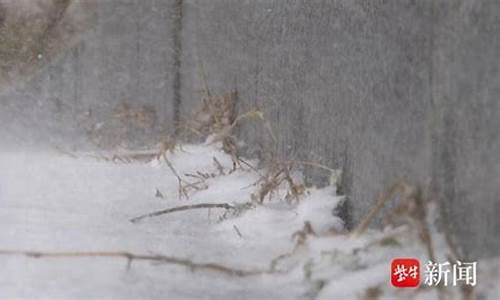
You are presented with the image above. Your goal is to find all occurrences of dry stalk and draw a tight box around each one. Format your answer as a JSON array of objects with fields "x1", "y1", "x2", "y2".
[
  {"x1": 53, "y1": 146, "x2": 79, "y2": 158},
  {"x1": 233, "y1": 225, "x2": 243, "y2": 239},
  {"x1": 163, "y1": 155, "x2": 190, "y2": 199},
  {"x1": 269, "y1": 252, "x2": 295, "y2": 273},
  {"x1": 280, "y1": 160, "x2": 337, "y2": 173},
  {"x1": 441, "y1": 227, "x2": 476, "y2": 300},
  {"x1": 237, "y1": 158, "x2": 262, "y2": 175},
  {"x1": 291, "y1": 221, "x2": 317, "y2": 247},
  {"x1": 181, "y1": 89, "x2": 271, "y2": 173},
  {"x1": 251, "y1": 167, "x2": 285, "y2": 203},
  {"x1": 251, "y1": 161, "x2": 305, "y2": 204},
  {"x1": 350, "y1": 181, "x2": 458, "y2": 300},
  {"x1": 130, "y1": 203, "x2": 235, "y2": 223},
  {"x1": 84, "y1": 150, "x2": 159, "y2": 164},
  {"x1": 283, "y1": 166, "x2": 306, "y2": 203},
  {"x1": 155, "y1": 188, "x2": 164, "y2": 199},
  {"x1": 159, "y1": 151, "x2": 208, "y2": 199},
  {"x1": 351, "y1": 181, "x2": 449, "y2": 298},
  {"x1": 269, "y1": 223, "x2": 316, "y2": 273},
  {"x1": 351, "y1": 180, "x2": 412, "y2": 238},
  {"x1": 190, "y1": 91, "x2": 236, "y2": 138},
  {"x1": 213, "y1": 157, "x2": 226, "y2": 175}
]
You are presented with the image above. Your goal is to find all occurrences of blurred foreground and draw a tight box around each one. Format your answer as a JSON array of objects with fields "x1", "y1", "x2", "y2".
[{"x1": 0, "y1": 143, "x2": 498, "y2": 299}]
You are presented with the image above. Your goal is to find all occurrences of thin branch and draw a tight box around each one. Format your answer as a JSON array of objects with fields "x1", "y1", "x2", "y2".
[
  {"x1": 238, "y1": 157, "x2": 262, "y2": 175},
  {"x1": 162, "y1": 154, "x2": 189, "y2": 199},
  {"x1": 233, "y1": 225, "x2": 243, "y2": 238},
  {"x1": 213, "y1": 157, "x2": 226, "y2": 175},
  {"x1": 281, "y1": 160, "x2": 337, "y2": 173},
  {"x1": 130, "y1": 203, "x2": 235, "y2": 223},
  {"x1": 358, "y1": 225, "x2": 409, "y2": 250},
  {"x1": 350, "y1": 181, "x2": 405, "y2": 238},
  {"x1": 0, "y1": 249, "x2": 266, "y2": 277},
  {"x1": 198, "y1": 59, "x2": 211, "y2": 98}
]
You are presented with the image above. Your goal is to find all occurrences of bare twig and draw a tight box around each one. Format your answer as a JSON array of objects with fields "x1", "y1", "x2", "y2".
[
  {"x1": 238, "y1": 158, "x2": 262, "y2": 175},
  {"x1": 270, "y1": 252, "x2": 294, "y2": 272},
  {"x1": 198, "y1": 59, "x2": 211, "y2": 99},
  {"x1": 357, "y1": 225, "x2": 409, "y2": 251},
  {"x1": 250, "y1": 161, "x2": 304, "y2": 204},
  {"x1": 159, "y1": 150, "x2": 209, "y2": 199},
  {"x1": 130, "y1": 203, "x2": 235, "y2": 223},
  {"x1": 162, "y1": 154, "x2": 185, "y2": 197},
  {"x1": 52, "y1": 146, "x2": 79, "y2": 158},
  {"x1": 291, "y1": 221, "x2": 317, "y2": 247},
  {"x1": 84, "y1": 150, "x2": 159, "y2": 164},
  {"x1": 0, "y1": 249, "x2": 267, "y2": 277},
  {"x1": 252, "y1": 167, "x2": 285, "y2": 203},
  {"x1": 283, "y1": 167, "x2": 305, "y2": 203},
  {"x1": 280, "y1": 160, "x2": 337, "y2": 173},
  {"x1": 213, "y1": 157, "x2": 226, "y2": 175},
  {"x1": 155, "y1": 188, "x2": 164, "y2": 199},
  {"x1": 233, "y1": 225, "x2": 243, "y2": 239}
]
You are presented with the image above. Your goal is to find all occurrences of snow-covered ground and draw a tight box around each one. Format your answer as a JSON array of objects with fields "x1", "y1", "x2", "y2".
[{"x1": 0, "y1": 143, "x2": 498, "y2": 299}]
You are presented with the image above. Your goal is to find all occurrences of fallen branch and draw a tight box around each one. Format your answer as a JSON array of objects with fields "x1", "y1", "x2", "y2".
[
  {"x1": 130, "y1": 203, "x2": 235, "y2": 223},
  {"x1": 0, "y1": 249, "x2": 266, "y2": 277}
]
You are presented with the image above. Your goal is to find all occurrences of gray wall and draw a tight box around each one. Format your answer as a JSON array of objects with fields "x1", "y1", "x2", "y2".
[
  {"x1": 0, "y1": 0, "x2": 179, "y2": 149},
  {"x1": 0, "y1": 0, "x2": 498, "y2": 258},
  {"x1": 181, "y1": 0, "x2": 500, "y2": 258},
  {"x1": 181, "y1": 0, "x2": 434, "y2": 230},
  {"x1": 431, "y1": 0, "x2": 500, "y2": 258}
]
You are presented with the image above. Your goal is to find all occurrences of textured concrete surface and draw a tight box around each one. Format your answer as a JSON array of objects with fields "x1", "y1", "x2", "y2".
[
  {"x1": 0, "y1": 0, "x2": 498, "y2": 257},
  {"x1": 0, "y1": 0, "x2": 178, "y2": 149},
  {"x1": 431, "y1": 0, "x2": 500, "y2": 259},
  {"x1": 181, "y1": 0, "x2": 434, "y2": 231},
  {"x1": 181, "y1": 0, "x2": 500, "y2": 258}
]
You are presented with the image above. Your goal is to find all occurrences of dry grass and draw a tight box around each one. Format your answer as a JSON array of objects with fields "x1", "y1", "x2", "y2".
[
  {"x1": 351, "y1": 180, "x2": 436, "y2": 261},
  {"x1": 113, "y1": 101, "x2": 157, "y2": 130},
  {"x1": 291, "y1": 221, "x2": 317, "y2": 247},
  {"x1": 349, "y1": 180, "x2": 478, "y2": 300},
  {"x1": 250, "y1": 161, "x2": 306, "y2": 204}
]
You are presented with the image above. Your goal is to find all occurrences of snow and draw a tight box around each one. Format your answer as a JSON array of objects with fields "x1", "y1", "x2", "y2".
[{"x1": 0, "y1": 143, "x2": 498, "y2": 299}]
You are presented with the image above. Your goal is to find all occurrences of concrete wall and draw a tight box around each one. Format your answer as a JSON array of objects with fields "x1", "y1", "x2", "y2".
[
  {"x1": 181, "y1": 0, "x2": 500, "y2": 258},
  {"x1": 431, "y1": 0, "x2": 500, "y2": 258},
  {"x1": 0, "y1": 0, "x2": 179, "y2": 149},
  {"x1": 181, "y1": 0, "x2": 435, "y2": 230},
  {"x1": 0, "y1": 0, "x2": 498, "y2": 258}
]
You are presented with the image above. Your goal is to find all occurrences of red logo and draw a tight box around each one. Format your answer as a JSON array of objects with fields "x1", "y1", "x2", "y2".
[{"x1": 391, "y1": 258, "x2": 420, "y2": 288}]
